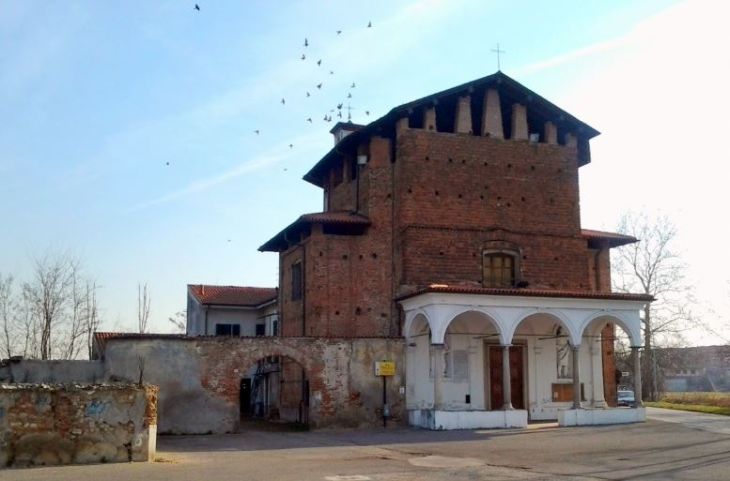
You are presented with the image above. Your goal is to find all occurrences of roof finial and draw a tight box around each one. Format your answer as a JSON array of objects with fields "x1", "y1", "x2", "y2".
[{"x1": 491, "y1": 43, "x2": 506, "y2": 71}]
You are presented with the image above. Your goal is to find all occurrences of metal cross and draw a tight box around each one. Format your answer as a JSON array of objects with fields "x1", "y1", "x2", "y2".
[
  {"x1": 345, "y1": 103, "x2": 355, "y2": 121},
  {"x1": 491, "y1": 43, "x2": 506, "y2": 71}
]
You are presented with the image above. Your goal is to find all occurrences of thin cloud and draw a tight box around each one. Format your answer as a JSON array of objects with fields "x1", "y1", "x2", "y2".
[
  {"x1": 128, "y1": 134, "x2": 323, "y2": 212},
  {"x1": 515, "y1": 36, "x2": 628, "y2": 77}
]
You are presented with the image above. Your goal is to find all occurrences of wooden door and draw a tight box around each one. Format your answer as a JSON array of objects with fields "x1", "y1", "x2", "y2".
[{"x1": 487, "y1": 345, "x2": 525, "y2": 410}]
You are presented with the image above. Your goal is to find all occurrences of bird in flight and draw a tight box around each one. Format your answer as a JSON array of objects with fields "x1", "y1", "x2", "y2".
[
  {"x1": 337, "y1": 111, "x2": 342, "y2": 118},
  {"x1": 337, "y1": 103, "x2": 343, "y2": 110},
  {"x1": 347, "y1": 93, "x2": 352, "y2": 98},
  {"x1": 307, "y1": 118, "x2": 312, "y2": 123},
  {"x1": 329, "y1": 70, "x2": 334, "y2": 75},
  {"x1": 316, "y1": 83, "x2": 323, "y2": 89},
  {"x1": 306, "y1": 91, "x2": 311, "y2": 97},
  {"x1": 336, "y1": 30, "x2": 342, "y2": 35},
  {"x1": 365, "y1": 111, "x2": 370, "y2": 116},
  {"x1": 351, "y1": 82, "x2": 356, "y2": 88},
  {"x1": 254, "y1": 129, "x2": 260, "y2": 135},
  {"x1": 289, "y1": 144, "x2": 294, "y2": 149},
  {"x1": 304, "y1": 38, "x2": 308, "y2": 47},
  {"x1": 367, "y1": 21, "x2": 372, "y2": 28},
  {"x1": 317, "y1": 59, "x2": 322, "y2": 66},
  {"x1": 281, "y1": 98, "x2": 285, "y2": 105},
  {"x1": 166, "y1": 161, "x2": 170, "y2": 166},
  {"x1": 301, "y1": 54, "x2": 306, "y2": 60},
  {"x1": 194, "y1": 4, "x2": 200, "y2": 11}
]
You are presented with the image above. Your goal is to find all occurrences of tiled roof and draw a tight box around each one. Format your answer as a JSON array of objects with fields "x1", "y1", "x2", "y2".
[
  {"x1": 581, "y1": 229, "x2": 638, "y2": 247},
  {"x1": 188, "y1": 285, "x2": 278, "y2": 307},
  {"x1": 299, "y1": 212, "x2": 371, "y2": 225},
  {"x1": 303, "y1": 71, "x2": 601, "y2": 187},
  {"x1": 259, "y1": 211, "x2": 370, "y2": 252},
  {"x1": 397, "y1": 285, "x2": 654, "y2": 302}
]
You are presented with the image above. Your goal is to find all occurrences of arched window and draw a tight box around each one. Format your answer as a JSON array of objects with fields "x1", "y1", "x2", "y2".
[{"x1": 483, "y1": 252, "x2": 517, "y2": 288}]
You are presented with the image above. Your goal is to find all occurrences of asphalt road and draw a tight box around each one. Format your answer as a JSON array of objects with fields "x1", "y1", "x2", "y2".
[{"x1": 3, "y1": 408, "x2": 729, "y2": 481}]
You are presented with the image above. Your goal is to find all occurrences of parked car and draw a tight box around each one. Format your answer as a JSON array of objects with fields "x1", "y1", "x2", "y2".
[{"x1": 617, "y1": 389, "x2": 636, "y2": 407}]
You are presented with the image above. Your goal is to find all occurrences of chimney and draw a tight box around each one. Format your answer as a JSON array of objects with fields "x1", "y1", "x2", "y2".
[{"x1": 330, "y1": 122, "x2": 364, "y2": 145}]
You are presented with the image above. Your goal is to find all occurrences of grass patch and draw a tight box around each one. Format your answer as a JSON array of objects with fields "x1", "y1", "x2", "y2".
[
  {"x1": 659, "y1": 392, "x2": 730, "y2": 408},
  {"x1": 644, "y1": 401, "x2": 730, "y2": 416}
]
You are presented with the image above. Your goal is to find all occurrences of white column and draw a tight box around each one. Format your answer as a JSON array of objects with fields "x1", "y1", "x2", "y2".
[
  {"x1": 590, "y1": 340, "x2": 606, "y2": 408},
  {"x1": 502, "y1": 345, "x2": 513, "y2": 410},
  {"x1": 632, "y1": 346, "x2": 643, "y2": 407},
  {"x1": 432, "y1": 344, "x2": 444, "y2": 410},
  {"x1": 572, "y1": 345, "x2": 582, "y2": 409}
]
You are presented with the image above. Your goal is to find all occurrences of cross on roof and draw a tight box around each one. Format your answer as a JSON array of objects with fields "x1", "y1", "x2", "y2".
[{"x1": 491, "y1": 43, "x2": 506, "y2": 71}]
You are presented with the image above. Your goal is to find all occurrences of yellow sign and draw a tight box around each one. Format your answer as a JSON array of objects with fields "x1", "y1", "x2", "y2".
[{"x1": 375, "y1": 361, "x2": 395, "y2": 376}]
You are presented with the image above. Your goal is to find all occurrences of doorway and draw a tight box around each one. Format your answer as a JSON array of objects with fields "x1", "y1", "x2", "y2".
[
  {"x1": 487, "y1": 344, "x2": 525, "y2": 410},
  {"x1": 240, "y1": 378, "x2": 252, "y2": 416}
]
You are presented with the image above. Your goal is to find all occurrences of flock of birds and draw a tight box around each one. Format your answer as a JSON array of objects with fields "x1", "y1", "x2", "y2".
[
  {"x1": 193, "y1": 3, "x2": 374, "y2": 152},
  {"x1": 184, "y1": 4, "x2": 378, "y2": 245}
]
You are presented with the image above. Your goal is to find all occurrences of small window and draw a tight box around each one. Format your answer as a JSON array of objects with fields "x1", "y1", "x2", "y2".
[
  {"x1": 215, "y1": 324, "x2": 240, "y2": 336},
  {"x1": 483, "y1": 252, "x2": 516, "y2": 287},
  {"x1": 255, "y1": 324, "x2": 265, "y2": 336},
  {"x1": 291, "y1": 262, "x2": 303, "y2": 301},
  {"x1": 272, "y1": 320, "x2": 279, "y2": 336}
]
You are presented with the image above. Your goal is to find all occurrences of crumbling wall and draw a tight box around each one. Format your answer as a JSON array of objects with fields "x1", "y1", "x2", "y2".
[
  {"x1": 0, "y1": 383, "x2": 157, "y2": 467},
  {"x1": 103, "y1": 338, "x2": 233, "y2": 434},
  {"x1": 103, "y1": 336, "x2": 404, "y2": 433}
]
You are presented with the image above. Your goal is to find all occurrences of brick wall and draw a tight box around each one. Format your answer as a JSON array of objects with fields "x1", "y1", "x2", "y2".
[
  {"x1": 281, "y1": 127, "x2": 605, "y2": 337},
  {"x1": 0, "y1": 383, "x2": 157, "y2": 467}
]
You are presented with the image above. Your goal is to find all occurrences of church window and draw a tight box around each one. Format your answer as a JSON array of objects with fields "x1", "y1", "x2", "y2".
[{"x1": 483, "y1": 252, "x2": 516, "y2": 287}]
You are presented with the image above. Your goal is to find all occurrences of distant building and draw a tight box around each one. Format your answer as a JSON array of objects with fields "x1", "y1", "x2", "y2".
[
  {"x1": 186, "y1": 284, "x2": 278, "y2": 337},
  {"x1": 656, "y1": 345, "x2": 730, "y2": 392}
]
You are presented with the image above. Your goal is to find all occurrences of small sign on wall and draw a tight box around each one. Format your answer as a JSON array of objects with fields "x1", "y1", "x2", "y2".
[{"x1": 375, "y1": 360, "x2": 395, "y2": 376}]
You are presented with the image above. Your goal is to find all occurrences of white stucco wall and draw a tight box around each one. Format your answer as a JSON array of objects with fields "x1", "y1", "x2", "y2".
[{"x1": 406, "y1": 326, "x2": 617, "y2": 420}]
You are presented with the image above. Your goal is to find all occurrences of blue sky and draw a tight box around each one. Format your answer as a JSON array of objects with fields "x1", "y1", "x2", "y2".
[{"x1": 2, "y1": 0, "x2": 728, "y2": 342}]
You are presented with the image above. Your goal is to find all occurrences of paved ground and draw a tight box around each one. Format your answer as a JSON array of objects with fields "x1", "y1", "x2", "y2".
[{"x1": 2, "y1": 408, "x2": 729, "y2": 481}]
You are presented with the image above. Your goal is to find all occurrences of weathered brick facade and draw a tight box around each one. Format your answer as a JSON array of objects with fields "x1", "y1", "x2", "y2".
[{"x1": 261, "y1": 71, "x2": 636, "y2": 410}]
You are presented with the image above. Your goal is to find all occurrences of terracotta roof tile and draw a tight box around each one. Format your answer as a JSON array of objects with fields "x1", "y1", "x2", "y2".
[
  {"x1": 259, "y1": 211, "x2": 370, "y2": 252},
  {"x1": 581, "y1": 229, "x2": 638, "y2": 247},
  {"x1": 398, "y1": 285, "x2": 654, "y2": 302},
  {"x1": 188, "y1": 285, "x2": 278, "y2": 306}
]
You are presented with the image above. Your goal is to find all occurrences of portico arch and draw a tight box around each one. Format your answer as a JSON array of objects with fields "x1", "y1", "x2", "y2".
[
  {"x1": 579, "y1": 311, "x2": 641, "y2": 348},
  {"x1": 404, "y1": 310, "x2": 432, "y2": 341},
  {"x1": 508, "y1": 310, "x2": 580, "y2": 347},
  {"x1": 579, "y1": 312, "x2": 643, "y2": 409}
]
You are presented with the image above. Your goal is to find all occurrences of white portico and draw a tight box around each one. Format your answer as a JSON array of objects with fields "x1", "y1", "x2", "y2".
[{"x1": 399, "y1": 286, "x2": 651, "y2": 430}]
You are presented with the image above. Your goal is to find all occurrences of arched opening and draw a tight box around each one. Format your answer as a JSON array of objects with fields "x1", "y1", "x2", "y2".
[
  {"x1": 443, "y1": 310, "x2": 502, "y2": 411},
  {"x1": 237, "y1": 354, "x2": 310, "y2": 430},
  {"x1": 580, "y1": 315, "x2": 638, "y2": 409},
  {"x1": 508, "y1": 312, "x2": 579, "y2": 420}
]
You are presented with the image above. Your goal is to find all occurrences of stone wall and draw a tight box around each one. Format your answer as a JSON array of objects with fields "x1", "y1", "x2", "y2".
[
  {"x1": 0, "y1": 383, "x2": 157, "y2": 467},
  {"x1": 103, "y1": 336, "x2": 405, "y2": 433}
]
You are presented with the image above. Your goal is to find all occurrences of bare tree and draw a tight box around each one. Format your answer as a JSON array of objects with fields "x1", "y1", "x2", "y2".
[
  {"x1": 168, "y1": 310, "x2": 186, "y2": 334},
  {"x1": 23, "y1": 254, "x2": 79, "y2": 360},
  {"x1": 0, "y1": 274, "x2": 16, "y2": 358},
  {"x1": 137, "y1": 282, "x2": 151, "y2": 334},
  {"x1": 4, "y1": 253, "x2": 102, "y2": 360},
  {"x1": 613, "y1": 211, "x2": 694, "y2": 400},
  {"x1": 84, "y1": 281, "x2": 101, "y2": 359}
]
